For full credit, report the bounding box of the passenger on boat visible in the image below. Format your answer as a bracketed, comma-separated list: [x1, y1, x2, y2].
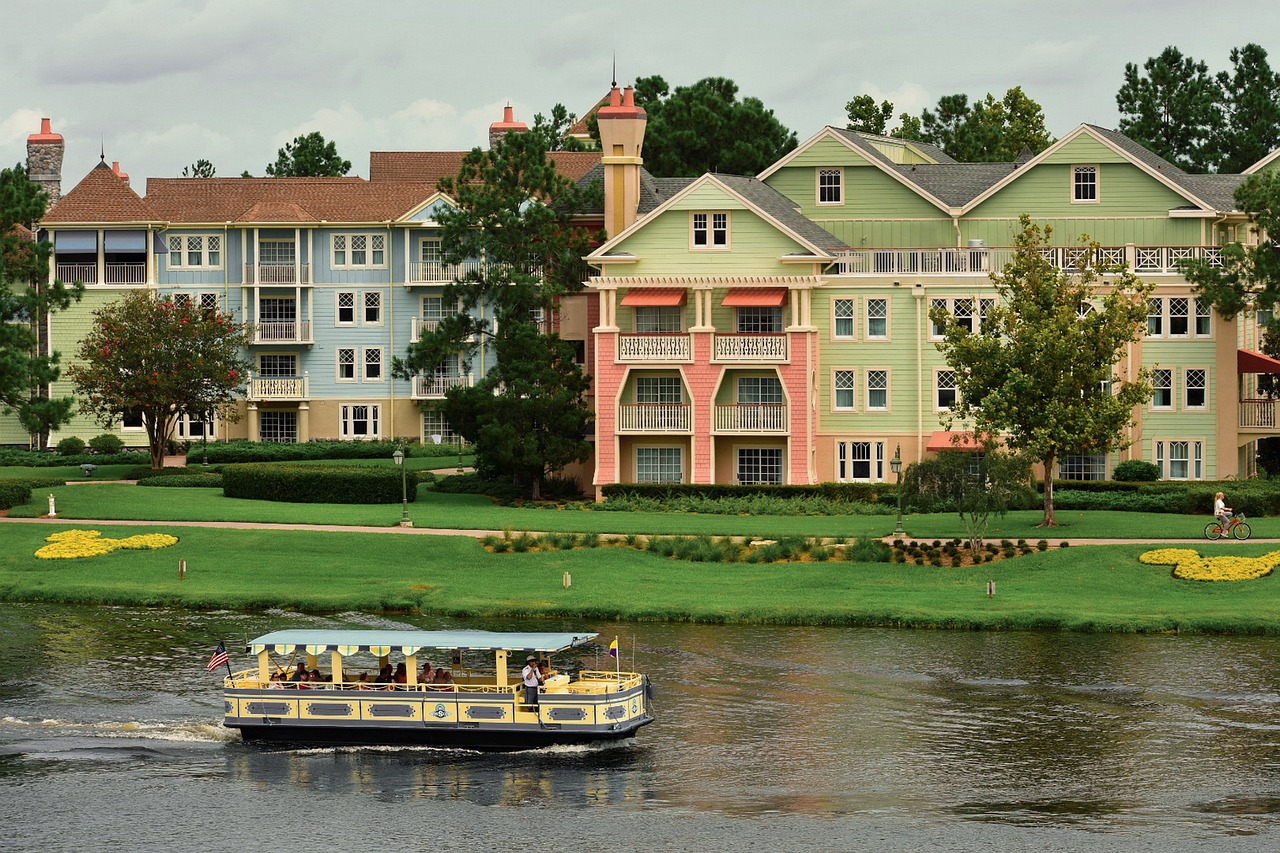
[375, 664, 394, 690]
[420, 661, 434, 686]
[354, 673, 371, 690]
[393, 663, 407, 689]
[291, 662, 308, 682]
[296, 671, 311, 690]
[268, 672, 284, 689]
[538, 660, 551, 682]
[430, 669, 455, 691]
[309, 669, 324, 689]
[522, 656, 543, 705]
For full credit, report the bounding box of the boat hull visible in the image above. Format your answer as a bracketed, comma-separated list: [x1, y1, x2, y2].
[230, 715, 653, 750]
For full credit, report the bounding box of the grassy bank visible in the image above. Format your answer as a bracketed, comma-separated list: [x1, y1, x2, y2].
[1, 522, 1277, 632]
[7, 483, 1273, 540]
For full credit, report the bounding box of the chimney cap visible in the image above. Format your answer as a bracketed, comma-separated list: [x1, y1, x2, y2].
[489, 102, 529, 134]
[28, 117, 63, 144]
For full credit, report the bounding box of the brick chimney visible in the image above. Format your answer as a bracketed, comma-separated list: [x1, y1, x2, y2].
[596, 84, 647, 237]
[488, 103, 528, 149]
[112, 161, 129, 186]
[26, 118, 65, 206]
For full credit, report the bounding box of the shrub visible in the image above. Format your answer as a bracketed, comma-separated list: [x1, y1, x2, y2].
[1113, 460, 1160, 482]
[88, 434, 125, 455]
[56, 436, 86, 456]
[126, 465, 210, 480]
[0, 481, 33, 510]
[137, 474, 223, 488]
[847, 535, 892, 563]
[221, 463, 412, 504]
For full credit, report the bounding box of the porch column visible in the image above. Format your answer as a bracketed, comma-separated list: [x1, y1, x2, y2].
[298, 403, 310, 443]
[247, 402, 259, 442]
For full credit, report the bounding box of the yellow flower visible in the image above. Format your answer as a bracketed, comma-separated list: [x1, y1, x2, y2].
[1139, 548, 1280, 582]
[34, 529, 179, 559]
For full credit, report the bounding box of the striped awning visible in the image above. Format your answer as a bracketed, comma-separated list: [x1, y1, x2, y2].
[722, 287, 788, 307]
[926, 431, 987, 452]
[620, 288, 687, 306]
[248, 629, 598, 657]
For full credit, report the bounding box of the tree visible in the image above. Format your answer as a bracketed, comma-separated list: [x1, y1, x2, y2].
[393, 122, 602, 498]
[932, 216, 1154, 527]
[529, 104, 590, 152]
[68, 291, 251, 468]
[1116, 46, 1223, 172]
[1183, 171, 1280, 319]
[901, 448, 1033, 553]
[182, 159, 216, 178]
[265, 132, 351, 177]
[845, 95, 894, 135]
[633, 75, 798, 176]
[0, 165, 83, 443]
[1214, 44, 1280, 173]
[917, 88, 1054, 161]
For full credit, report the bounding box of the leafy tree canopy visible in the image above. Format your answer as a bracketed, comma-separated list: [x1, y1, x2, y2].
[393, 124, 602, 497]
[845, 95, 895, 135]
[633, 75, 798, 177]
[1183, 170, 1280, 319]
[182, 159, 216, 178]
[0, 165, 83, 439]
[901, 449, 1033, 552]
[1214, 44, 1280, 173]
[529, 104, 591, 152]
[932, 216, 1153, 526]
[68, 291, 251, 468]
[1116, 46, 1223, 172]
[265, 132, 351, 177]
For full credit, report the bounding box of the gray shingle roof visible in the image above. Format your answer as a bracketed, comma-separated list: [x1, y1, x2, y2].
[1179, 174, 1247, 211]
[714, 174, 849, 251]
[891, 163, 1018, 206]
[573, 164, 694, 215]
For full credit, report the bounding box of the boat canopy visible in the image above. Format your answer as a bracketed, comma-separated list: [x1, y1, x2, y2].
[246, 629, 598, 657]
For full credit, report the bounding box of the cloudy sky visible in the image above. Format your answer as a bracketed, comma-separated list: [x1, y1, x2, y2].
[2, 0, 1276, 188]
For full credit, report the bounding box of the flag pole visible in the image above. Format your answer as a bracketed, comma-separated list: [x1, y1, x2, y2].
[614, 635, 620, 679]
[223, 641, 234, 681]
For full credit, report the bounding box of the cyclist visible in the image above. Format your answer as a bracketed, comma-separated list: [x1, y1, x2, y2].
[1214, 491, 1232, 526]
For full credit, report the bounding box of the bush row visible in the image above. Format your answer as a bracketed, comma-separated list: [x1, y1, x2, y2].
[601, 482, 893, 503]
[0, 477, 76, 509]
[0, 448, 149, 467]
[124, 465, 220, 480]
[580, 493, 895, 517]
[200, 440, 456, 464]
[221, 463, 414, 504]
[136, 474, 224, 488]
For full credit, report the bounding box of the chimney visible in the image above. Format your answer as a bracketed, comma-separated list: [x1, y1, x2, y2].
[595, 84, 648, 237]
[112, 161, 129, 186]
[26, 118, 65, 206]
[488, 103, 529, 149]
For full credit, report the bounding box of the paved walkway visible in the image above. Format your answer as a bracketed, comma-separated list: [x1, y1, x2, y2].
[1, 515, 1275, 546]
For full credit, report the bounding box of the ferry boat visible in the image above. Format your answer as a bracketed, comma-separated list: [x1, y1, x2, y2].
[221, 629, 653, 749]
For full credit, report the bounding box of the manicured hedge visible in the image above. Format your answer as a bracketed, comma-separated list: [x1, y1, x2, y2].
[200, 440, 455, 464]
[137, 474, 223, 488]
[221, 463, 414, 504]
[601, 482, 894, 503]
[125, 465, 219, 481]
[0, 482, 32, 510]
[0, 448, 149, 467]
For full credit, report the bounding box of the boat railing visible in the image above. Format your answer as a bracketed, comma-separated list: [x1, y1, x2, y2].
[576, 670, 645, 691]
[227, 669, 641, 693]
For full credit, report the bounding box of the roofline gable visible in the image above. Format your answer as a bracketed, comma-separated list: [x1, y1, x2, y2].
[1243, 147, 1280, 175]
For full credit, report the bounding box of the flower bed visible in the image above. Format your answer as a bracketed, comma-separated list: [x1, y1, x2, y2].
[35, 528, 179, 560]
[1139, 548, 1279, 582]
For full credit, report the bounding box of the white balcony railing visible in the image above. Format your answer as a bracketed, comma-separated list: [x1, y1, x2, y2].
[1240, 399, 1277, 430]
[105, 263, 147, 284]
[831, 245, 1225, 277]
[253, 321, 313, 344]
[409, 259, 484, 283]
[411, 316, 450, 343]
[1134, 246, 1223, 274]
[617, 403, 691, 432]
[712, 334, 788, 362]
[714, 403, 789, 432]
[247, 375, 309, 401]
[412, 373, 474, 399]
[56, 263, 100, 284]
[617, 334, 692, 362]
[245, 263, 311, 285]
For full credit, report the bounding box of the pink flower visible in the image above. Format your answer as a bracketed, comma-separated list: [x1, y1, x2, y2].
[229, 370, 238, 379]
[102, 347, 110, 356]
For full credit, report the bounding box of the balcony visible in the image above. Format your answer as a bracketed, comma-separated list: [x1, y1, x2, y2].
[617, 403, 691, 432]
[831, 245, 1224, 277]
[247, 375, 309, 401]
[408, 259, 483, 284]
[713, 403, 789, 433]
[412, 373, 474, 399]
[712, 333, 788, 362]
[1240, 399, 1278, 432]
[253, 321, 313, 344]
[617, 334, 692, 362]
[245, 263, 311, 285]
[55, 262, 146, 286]
[1134, 246, 1223, 274]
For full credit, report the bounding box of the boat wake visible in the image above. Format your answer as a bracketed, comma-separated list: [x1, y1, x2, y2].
[0, 715, 236, 743]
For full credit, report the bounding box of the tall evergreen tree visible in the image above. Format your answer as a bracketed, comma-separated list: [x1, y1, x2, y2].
[265, 132, 351, 177]
[1214, 44, 1280, 173]
[855, 88, 1053, 161]
[1116, 46, 1223, 172]
[844, 95, 895, 135]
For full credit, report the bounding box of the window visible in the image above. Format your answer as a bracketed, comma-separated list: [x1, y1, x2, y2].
[332, 233, 386, 269]
[1073, 165, 1098, 202]
[337, 292, 356, 325]
[340, 404, 381, 440]
[1169, 297, 1190, 337]
[930, 297, 987, 338]
[635, 306, 683, 333]
[692, 212, 729, 249]
[866, 298, 888, 339]
[837, 441, 886, 482]
[1168, 440, 1190, 480]
[176, 413, 216, 441]
[736, 307, 783, 333]
[737, 448, 783, 485]
[818, 168, 843, 204]
[422, 296, 459, 322]
[259, 297, 296, 323]
[636, 376, 683, 403]
[636, 447, 684, 483]
[364, 291, 382, 325]
[738, 376, 784, 403]
[198, 292, 219, 314]
[259, 240, 295, 266]
[1148, 297, 1210, 338]
[167, 235, 222, 269]
[258, 354, 297, 377]
[834, 370, 856, 410]
[936, 370, 957, 410]
[1185, 368, 1207, 408]
[363, 347, 383, 381]
[260, 411, 298, 443]
[1060, 453, 1106, 481]
[1195, 299, 1212, 336]
[1152, 369, 1173, 408]
[1147, 298, 1163, 336]
[121, 407, 144, 431]
[337, 347, 356, 381]
[422, 409, 459, 445]
[833, 299, 855, 339]
[867, 369, 889, 410]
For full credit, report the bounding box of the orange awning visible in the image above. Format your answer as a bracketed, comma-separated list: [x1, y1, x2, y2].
[926, 431, 986, 452]
[722, 288, 788, 307]
[620, 288, 688, 307]
[1238, 348, 1280, 373]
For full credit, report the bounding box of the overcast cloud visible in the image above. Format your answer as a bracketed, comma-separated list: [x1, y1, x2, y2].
[2, 1, 1276, 187]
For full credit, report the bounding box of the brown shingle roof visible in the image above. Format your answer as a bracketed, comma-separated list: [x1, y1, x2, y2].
[368, 150, 601, 185]
[144, 177, 442, 223]
[43, 161, 160, 223]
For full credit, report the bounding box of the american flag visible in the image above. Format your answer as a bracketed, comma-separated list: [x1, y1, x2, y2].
[207, 642, 229, 672]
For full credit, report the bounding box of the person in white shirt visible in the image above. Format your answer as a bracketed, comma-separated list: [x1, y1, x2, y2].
[521, 655, 543, 706]
[1214, 491, 1232, 525]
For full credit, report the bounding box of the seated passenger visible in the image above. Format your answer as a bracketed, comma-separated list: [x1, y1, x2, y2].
[393, 662, 408, 689]
[431, 669, 455, 691]
[296, 671, 311, 690]
[268, 672, 284, 689]
[309, 668, 324, 689]
[291, 662, 308, 682]
[354, 673, 371, 690]
[420, 661, 434, 686]
[375, 664, 394, 690]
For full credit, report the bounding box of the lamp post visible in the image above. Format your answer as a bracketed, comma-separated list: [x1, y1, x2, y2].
[393, 447, 412, 528]
[890, 444, 905, 537]
[201, 407, 211, 468]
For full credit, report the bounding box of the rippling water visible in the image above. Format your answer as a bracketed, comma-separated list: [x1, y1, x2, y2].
[2, 603, 1279, 851]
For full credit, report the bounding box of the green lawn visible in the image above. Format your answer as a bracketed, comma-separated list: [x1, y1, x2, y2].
[6, 482, 1275, 541]
[0, 522, 1276, 632]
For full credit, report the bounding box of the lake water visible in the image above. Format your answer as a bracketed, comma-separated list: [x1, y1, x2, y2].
[2, 603, 1278, 852]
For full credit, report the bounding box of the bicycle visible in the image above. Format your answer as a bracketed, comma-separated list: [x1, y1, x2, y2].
[1205, 513, 1251, 541]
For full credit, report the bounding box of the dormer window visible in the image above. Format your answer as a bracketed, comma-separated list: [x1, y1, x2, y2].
[818, 168, 843, 204]
[692, 212, 729, 249]
[1072, 165, 1098, 203]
